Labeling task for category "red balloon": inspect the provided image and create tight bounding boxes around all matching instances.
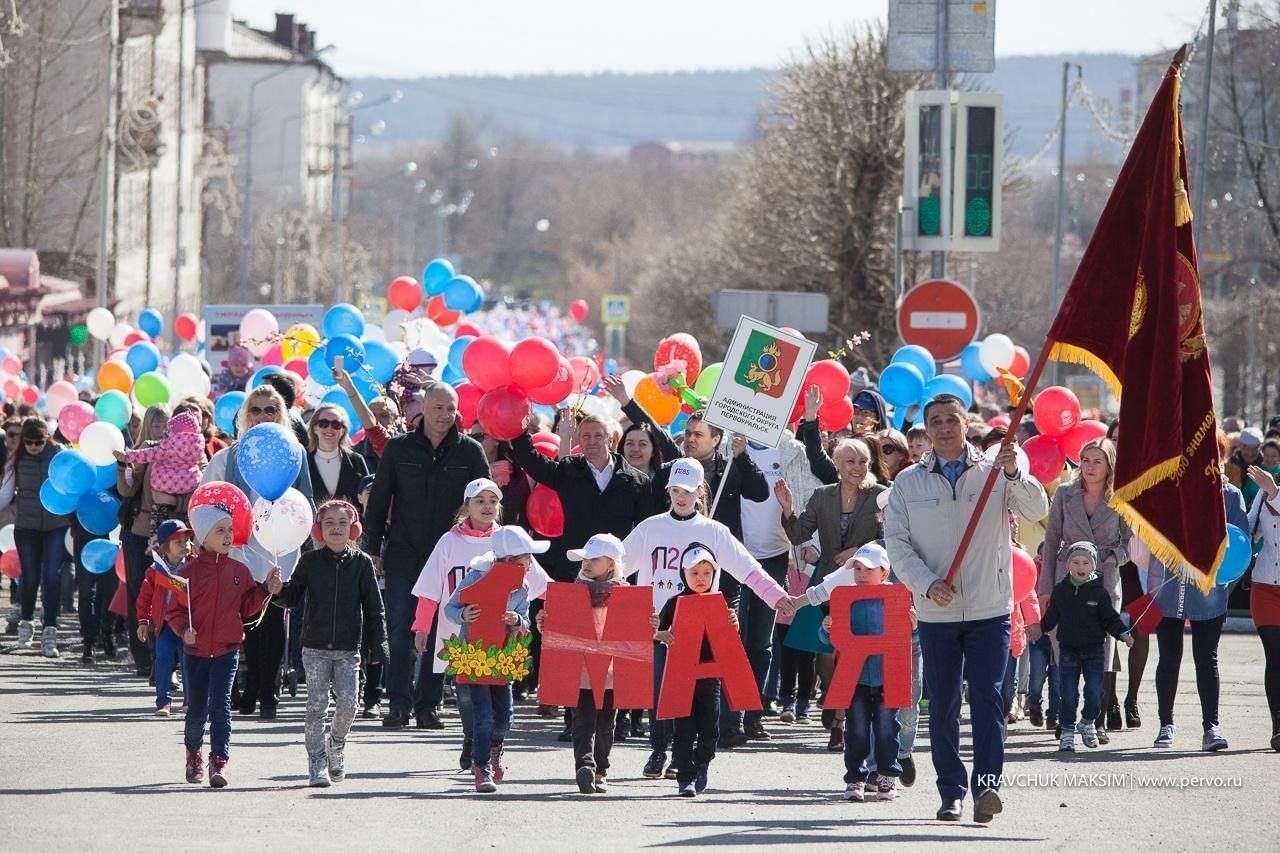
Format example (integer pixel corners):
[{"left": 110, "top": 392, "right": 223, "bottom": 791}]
[
  {"left": 175, "top": 312, "right": 199, "bottom": 342},
  {"left": 818, "top": 396, "right": 855, "bottom": 432},
  {"left": 3, "top": 378, "right": 19, "bottom": 399},
  {"left": 461, "top": 335, "right": 513, "bottom": 391},
  {"left": 0, "top": 549, "right": 18, "bottom": 580},
  {"left": 531, "top": 433, "right": 560, "bottom": 459},
  {"left": 455, "top": 322, "right": 483, "bottom": 339},
  {"left": 654, "top": 333, "right": 702, "bottom": 387},
  {"left": 115, "top": 548, "right": 127, "bottom": 583},
  {"left": 569, "top": 299, "right": 589, "bottom": 323},
  {"left": 476, "top": 384, "right": 532, "bottom": 441},
  {"left": 1008, "top": 346, "right": 1030, "bottom": 379},
  {"left": 123, "top": 330, "right": 150, "bottom": 347},
  {"left": 1058, "top": 419, "right": 1109, "bottom": 465},
  {"left": 526, "top": 483, "right": 565, "bottom": 537},
  {"left": 1011, "top": 546, "right": 1037, "bottom": 603},
  {"left": 427, "top": 295, "right": 461, "bottom": 327},
  {"left": 805, "top": 359, "right": 851, "bottom": 403},
  {"left": 387, "top": 275, "right": 423, "bottom": 312},
  {"left": 283, "top": 357, "right": 308, "bottom": 379},
  {"left": 528, "top": 358, "right": 574, "bottom": 406},
  {"left": 510, "top": 338, "right": 560, "bottom": 389},
  {"left": 21, "top": 385, "right": 38, "bottom": 405},
  {"left": 189, "top": 481, "right": 253, "bottom": 547},
  {"left": 1032, "top": 385, "right": 1081, "bottom": 436},
  {"left": 569, "top": 356, "right": 600, "bottom": 393},
  {"left": 456, "top": 381, "right": 484, "bottom": 429},
  {"left": 1023, "top": 434, "right": 1066, "bottom": 485},
  {"left": 1125, "top": 592, "right": 1164, "bottom": 636},
  {"left": 987, "top": 414, "right": 1011, "bottom": 429}
]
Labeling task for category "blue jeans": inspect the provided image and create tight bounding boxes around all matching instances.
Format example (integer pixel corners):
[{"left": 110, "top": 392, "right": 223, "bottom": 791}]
[
  {"left": 1058, "top": 645, "right": 1105, "bottom": 729},
  {"left": 649, "top": 642, "right": 674, "bottom": 753},
  {"left": 184, "top": 651, "right": 239, "bottom": 759},
  {"left": 845, "top": 684, "right": 902, "bottom": 783},
  {"left": 918, "top": 615, "right": 1011, "bottom": 802},
  {"left": 15, "top": 526, "right": 68, "bottom": 626},
  {"left": 897, "top": 634, "right": 923, "bottom": 759},
  {"left": 1027, "top": 633, "right": 1058, "bottom": 710},
  {"left": 154, "top": 624, "right": 187, "bottom": 709},
  {"left": 461, "top": 683, "right": 512, "bottom": 767},
  {"left": 382, "top": 570, "right": 418, "bottom": 715}
]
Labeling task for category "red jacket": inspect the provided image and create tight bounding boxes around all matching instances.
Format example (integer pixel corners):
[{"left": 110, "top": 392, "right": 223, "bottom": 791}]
[
  {"left": 136, "top": 560, "right": 190, "bottom": 630},
  {"left": 166, "top": 549, "right": 268, "bottom": 659}
]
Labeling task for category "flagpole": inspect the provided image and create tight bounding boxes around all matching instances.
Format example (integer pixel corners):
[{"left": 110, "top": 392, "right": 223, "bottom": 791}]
[
  {"left": 943, "top": 343, "right": 1054, "bottom": 588},
  {"left": 708, "top": 453, "right": 734, "bottom": 519}
]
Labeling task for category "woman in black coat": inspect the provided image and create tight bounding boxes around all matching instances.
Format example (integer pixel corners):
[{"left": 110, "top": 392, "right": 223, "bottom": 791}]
[{"left": 306, "top": 403, "right": 371, "bottom": 509}]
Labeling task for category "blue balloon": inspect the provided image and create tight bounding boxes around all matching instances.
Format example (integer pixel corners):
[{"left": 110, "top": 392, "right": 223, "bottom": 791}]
[
  {"left": 82, "top": 539, "right": 121, "bottom": 575},
  {"left": 1218, "top": 524, "right": 1252, "bottom": 585},
  {"left": 39, "top": 480, "right": 80, "bottom": 515},
  {"left": 308, "top": 347, "right": 335, "bottom": 386},
  {"left": 422, "top": 258, "right": 456, "bottom": 296},
  {"left": 49, "top": 449, "right": 96, "bottom": 497},
  {"left": 960, "top": 342, "right": 993, "bottom": 383},
  {"left": 362, "top": 339, "right": 399, "bottom": 384},
  {"left": 325, "top": 334, "right": 366, "bottom": 371},
  {"left": 440, "top": 364, "right": 464, "bottom": 386},
  {"left": 76, "top": 490, "right": 122, "bottom": 536},
  {"left": 250, "top": 365, "right": 284, "bottom": 389},
  {"left": 214, "top": 391, "right": 246, "bottom": 436},
  {"left": 448, "top": 336, "right": 475, "bottom": 374},
  {"left": 93, "top": 463, "right": 117, "bottom": 492},
  {"left": 125, "top": 341, "right": 162, "bottom": 377},
  {"left": 604, "top": 358, "right": 619, "bottom": 376},
  {"left": 323, "top": 303, "right": 365, "bottom": 339},
  {"left": 237, "top": 422, "right": 303, "bottom": 501},
  {"left": 922, "top": 373, "right": 973, "bottom": 409},
  {"left": 443, "top": 275, "right": 483, "bottom": 313},
  {"left": 138, "top": 308, "right": 164, "bottom": 339},
  {"left": 878, "top": 363, "right": 926, "bottom": 407},
  {"left": 321, "top": 389, "right": 361, "bottom": 432},
  {"left": 670, "top": 410, "right": 690, "bottom": 434},
  {"left": 350, "top": 371, "right": 382, "bottom": 404},
  {"left": 891, "top": 345, "right": 937, "bottom": 383}
]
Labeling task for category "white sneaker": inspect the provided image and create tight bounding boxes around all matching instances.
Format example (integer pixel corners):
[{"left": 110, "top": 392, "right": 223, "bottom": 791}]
[
  {"left": 155, "top": 705, "right": 171, "bottom": 717},
  {"left": 1059, "top": 731, "right": 1076, "bottom": 752},
  {"left": 16, "top": 619, "right": 33, "bottom": 648},
  {"left": 1153, "top": 724, "right": 1175, "bottom": 748},
  {"left": 844, "top": 782, "right": 866, "bottom": 802},
  {"left": 1079, "top": 721, "right": 1099, "bottom": 748},
  {"left": 41, "top": 626, "right": 59, "bottom": 658}
]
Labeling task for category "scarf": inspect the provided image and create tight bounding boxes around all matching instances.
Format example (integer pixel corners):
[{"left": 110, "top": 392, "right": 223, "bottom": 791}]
[{"left": 576, "top": 575, "right": 624, "bottom": 607}]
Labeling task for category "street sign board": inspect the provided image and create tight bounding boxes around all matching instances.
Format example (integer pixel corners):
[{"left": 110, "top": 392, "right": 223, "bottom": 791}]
[
  {"left": 888, "top": 0, "right": 996, "bottom": 73},
  {"left": 896, "top": 278, "right": 980, "bottom": 361},
  {"left": 203, "top": 304, "right": 325, "bottom": 366},
  {"left": 711, "top": 290, "right": 829, "bottom": 333},
  {"left": 602, "top": 294, "right": 631, "bottom": 325}
]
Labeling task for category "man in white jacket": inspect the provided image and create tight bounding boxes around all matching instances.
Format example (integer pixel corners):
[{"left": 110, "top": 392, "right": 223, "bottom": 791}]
[{"left": 885, "top": 395, "right": 1047, "bottom": 825}]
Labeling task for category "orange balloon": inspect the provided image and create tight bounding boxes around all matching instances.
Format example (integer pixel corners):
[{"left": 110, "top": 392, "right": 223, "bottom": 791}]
[
  {"left": 97, "top": 360, "right": 134, "bottom": 393},
  {"left": 634, "top": 376, "right": 680, "bottom": 426}
]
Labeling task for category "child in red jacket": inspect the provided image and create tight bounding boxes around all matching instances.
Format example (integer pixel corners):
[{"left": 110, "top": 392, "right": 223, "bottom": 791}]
[
  {"left": 167, "top": 503, "right": 279, "bottom": 787},
  {"left": 136, "top": 519, "right": 196, "bottom": 716}
]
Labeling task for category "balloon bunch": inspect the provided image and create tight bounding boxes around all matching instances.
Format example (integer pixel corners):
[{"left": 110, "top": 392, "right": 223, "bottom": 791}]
[
  {"left": 39, "top": 448, "right": 122, "bottom": 536},
  {"left": 379, "top": 258, "right": 487, "bottom": 335},
  {"left": 0, "top": 524, "right": 19, "bottom": 581},
  {"left": 0, "top": 346, "right": 41, "bottom": 407},
  {"left": 626, "top": 334, "right": 706, "bottom": 427},
  {"left": 1020, "top": 385, "right": 1108, "bottom": 485},
  {"left": 958, "top": 334, "right": 1029, "bottom": 384},
  {"left": 234, "top": 424, "right": 313, "bottom": 558},
  {"left": 873, "top": 346, "right": 973, "bottom": 431}
]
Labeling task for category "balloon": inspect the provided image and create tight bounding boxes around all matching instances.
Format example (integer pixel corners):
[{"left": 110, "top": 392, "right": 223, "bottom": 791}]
[
  {"left": 260, "top": 343, "right": 283, "bottom": 367},
  {"left": 805, "top": 360, "right": 850, "bottom": 402},
  {"left": 455, "top": 322, "right": 482, "bottom": 339},
  {"left": 49, "top": 449, "right": 96, "bottom": 496},
  {"left": 526, "top": 484, "right": 565, "bottom": 537},
  {"left": 137, "top": 308, "right": 164, "bottom": 339},
  {"left": 82, "top": 539, "right": 121, "bottom": 575},
  {"left": 283, "top": 358, "right": 308, "bottom": 380},
  {"left": 93, "top": 389, "right": 132, "bottom": 429},
  {"left": 476, "top": 385, "right": 532, "bottom": 441},
  {"left": 569, "top": 356, "right": 600, "bottom": 393},
  {"left": 426, "top": 295, "right": 461, "bottom": 327},
  {"left": 2, "top": 354, "right": 21, "bottom": 375},
  {"left": 58, "top": 402, "right": 96, "bottom": 443},
  {"left": 878, "top": 363, "right": 926, "bottom": 407},
  {"left": 443, "top": 275, "right": 484, "bottom": 313},
  {"left": 237, "top": 422, "right": 304, "bottom": 501},
  {"left": 251, "top": 489, "right": 314, "bottom": 556},
  {"left": 109, "top": 323, "right": 134, "bottom": 350},
  {"left": 123, "top": 330, "right": 151, "bottom": 347},
  {"left": 528, "top": 359, "right": 574, "bottom": 406},
  {"left": 987, "top": 414, "right": 1012, "bottom": 429},
  {"left": 175, "top": 312, "right": 199, "bottom": 342},
  {"left": 79, "top": 421, "right": 126, "bottom": 466},
  {"left": 569, "top": 299, "right": 589, "bottom": 323},
  {"left": 692, "top": 362, "right": 724, "bottom": 400},
  {"left": 978, "top": 334, "right": 1016, "bottom": 377},
  {"left": 654, "top": 333, "right": 703, "bottom": 386},
  {"left": 381, "top": 309, "right": 411, "bottom": 342},
  {"left": 238, "top": 308, "right": 279, "bottom": 357},
  {"left": 325, "top": 334, "right": 366, "bottom": 371},
  {"left": 1125, "top": 592, "right": 1164, "bottom": 636},
  {"left": 281, "top": 323, "right": 322, "bottom": 362},
  {"left": 1058, "top": 419, "right": 1109, "bottom": 465},
  {"left": 448, "top": 336, "right": 474, "bottom": 375},
  {"left": 422, "top": 258, "right": 455, "bottom": 296},
  {"left": 461, "top": 336, "right": 513, "bottom": 391},
  {"left": 0, "top": 523, "right": 12, "bottom": 552},
  {"left": 456, "top": 381, "right": 483, "bottom": 429},
  {"left": 891, "top": 345, "right": 937, "bottom": 383},
  {"left": 87, "top": 307, "right": 115, "bottom": 341},
  {"left": 115, "top": 548, "right": 127, "bottom": 582},
  {"left": 387, "top": 275, "right": 423, "bottom": 312},
  {"left": 307, "top": 347, "right": 335, "bottom": 386},
  {"left": 818, "top": 395, "right": 855, "bottom": 432},
  {"left": 960, "top": 342, "right": 993, "bottom": 383},
  {"left": 21, "top": 385, "right": 38, "bottom": 406},
  {"left": 133, "top": 371, "right": 171, "bottom": 407},
  {"left": 214, "top": 391, "right": 246, "bottom": 436},
  {"left": 620, "top": 369, "right": 647, "bottom": 399},
  {"left": 40, "top": 480, "right": 81, "bottom": 515},
  {"left": 1032, "top": 386, "right": 1082, "bottom": 437},
  {"left": 93, "top": 463, "right": 117, "bottom": 492},
  {"left": 1008, "top": 346, "right": 1030, "bottom": 379},
  {"left": 44, "top": 381, "right": 79, "bottom": 419},
  {"left": 1023, "top": 434, "right": 1066, "bottom": 486},
  {"left": 633, "top": 376, "right": 680, "bottom": 426},
  {"left": 249, "top": 365, "right": 284, "bottom": 390},
  {"left": 167, "top": 352, "right": 211, "bottom": 399},
  {"left": 1011, "top": 547, "right": 1037, "bottom": 603},
  {"left": 355, "top": 338, "right": 395, "bottom": 385},
  {"left": 190, "top": 481, "right": 253, "bottom": 547},
  {"left": 0, "top": 549, "right": 18, "bottom": 580},
  {"left": 922, "top": 373, "right": 973, "bottom": 410},
  {"left": 77, "top": 490, "right": 122, "bottom": 536},
  {"left": 510, "top": 338, "right": 560, "bottom": 389},
  {"left": 97, "top": 359, "right": 134, "bottom": 393},
  {"left": 323, "top": 303, "right": 365, "bottom": 339},
  {"left": 531, "top": 433, "right": 560, "bottom": 459},
  {"left": 984, "top": 441, "right": 1031, "bottom": 479},
  {"left": 1218, "top": 525, "right": 1252, "bottom": 585}
]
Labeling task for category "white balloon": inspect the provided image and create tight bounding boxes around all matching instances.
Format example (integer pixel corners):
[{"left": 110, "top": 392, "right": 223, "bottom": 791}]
[
  {"left": 978, "top": 334, "right": 1016, "bottom": 377},
  {"left": 167, "top": 352, "right": 210, "bottom": 399},
  {"left": 251, "top": 489, "right": 313, "bottom": 556},
  {"left": 363, "top": 325, "right": 386, "bottom": 343},
  {"left": 382, "top": 309, "right": 411, "bottom": 342},
  {"left": 86, "top": 307, "right": 115, "bottom": 341},
  {"left": 109, "top": 323, "right": 133, "bottom": 349},
  {"left": 44, "top": 381, "right": 78, "bottom": 418},
  {"left": 196, "top": 319, "right": 207, "bottom": 343},
  {"left": 78, "top": 420, "right": 126, "bottom": 466},
  {"left": 0, "top": 523, "right": 14, "bottom": 552},
  {"left": 620, "top": 369, "right": 646, "bottom": 399},
  {"left": 579, "top": 395, "right": 608, "bottom": 420},
  {"left": 388, "top": 341, "right": 408, "bottom": 361},
  {"left": 108, "top": 526, "right": 121, "bottom": 543},
  {"left": 984, "top": 442, "right": 1031, "bottom": 478}
]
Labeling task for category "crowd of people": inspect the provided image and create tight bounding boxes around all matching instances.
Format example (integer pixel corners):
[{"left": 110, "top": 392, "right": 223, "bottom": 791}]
[{"left": 4, "top": 346, "right": 1279, "bottom": 822}]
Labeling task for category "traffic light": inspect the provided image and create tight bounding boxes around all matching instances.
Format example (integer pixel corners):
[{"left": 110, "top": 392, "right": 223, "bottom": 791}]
[
  {"left": 951, "top": 92, "right": 1003, "bottom": 251},
  {"left": 903, "top": 90, "right": 952, "bottom": 251}
]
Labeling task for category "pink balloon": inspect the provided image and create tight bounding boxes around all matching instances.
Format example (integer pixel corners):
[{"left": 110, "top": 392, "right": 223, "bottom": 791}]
[
  {"left": 58, "top": 401, "right": 97, "bottom": 443},
  {"left": 1058, "top": 419, "right": 1109, "bottom": 465},
  {"left": 238, "top": 308, "right": 279, "bottom": 358},
  {"left": 283, "top": 358, "right": 308, "bottom": 380},
  {"left": 1023, "top": 434, "right": 1066, "bottom": 485},
  {"left": 1032, "top": 386, "right": 1081, "bottom": 437},
  {"left": 569, "top": 356, "right": 600, "bottom": 393},
  {"left": 2, "top": 355, "right": 20, "bottom": 375},
  {"left": 21, "top": 386, "right": 38, "bottom": 405},
  {"left": 1012, "top": 546, "right": 1037, "bottom": 603},
  {"left": 261, "top": 343, "right": 283, "bottom": 367},
  {"left": 44, "top": 380, "right": 78, "bottom": 417}
]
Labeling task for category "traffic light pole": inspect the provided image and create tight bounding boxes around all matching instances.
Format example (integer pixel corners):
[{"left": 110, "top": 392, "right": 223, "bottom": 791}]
[
  {"left": 1049, "top": 61, "right": 1071, "bottom": 387},
  {"left": 931, "top": 0, "right": 950, "bottom": 279}
]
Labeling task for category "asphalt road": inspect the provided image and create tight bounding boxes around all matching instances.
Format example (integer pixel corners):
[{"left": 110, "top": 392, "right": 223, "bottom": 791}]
[{"left": 1, "top": 632, "right": 1276, "bottom": 851}]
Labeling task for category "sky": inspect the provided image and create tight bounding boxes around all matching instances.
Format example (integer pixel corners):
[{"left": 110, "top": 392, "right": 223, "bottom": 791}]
[{"left": 228, "top": 0, "right": 1216, "bottom": 78}]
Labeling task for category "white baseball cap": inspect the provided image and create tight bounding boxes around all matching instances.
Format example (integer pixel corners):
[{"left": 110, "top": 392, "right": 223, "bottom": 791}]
[
  {"left": 407, "top": 347, "right": 438, "bottom": 368},
  {"left": 491, "top": 525, "right": 550, "bottom": 557},
  {"left": 667, "top": 458, "right": 705, "bottom": 493},
  {"left": 567, "top": 533, "right": 626, "bottom": 563},
  {"left": 849, "top": 542, "right": 890, "bottom": 571},
  {"left": 464, "top": 477, "right": 502, "bottom": 500},
  {"left": 680, "top": 543, "right": 717, "bottom": 571},
  {"left": 876, "top": 487, "right": 892, "bottom": 512}
]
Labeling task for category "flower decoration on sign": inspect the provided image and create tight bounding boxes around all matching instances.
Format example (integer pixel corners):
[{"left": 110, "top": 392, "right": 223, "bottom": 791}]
[{"left": 438, "top": 631, "right": 533, "bottom": 683}]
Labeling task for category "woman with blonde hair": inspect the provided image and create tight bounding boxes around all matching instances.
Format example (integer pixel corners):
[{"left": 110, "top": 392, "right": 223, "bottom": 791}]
[{"left": 306, "top": 403, "right": 369, "bottom": 509}]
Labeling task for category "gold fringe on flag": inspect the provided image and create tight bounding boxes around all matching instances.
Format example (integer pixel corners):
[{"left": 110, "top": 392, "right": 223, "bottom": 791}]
[
  {"left": 1170, "top": 62, "right": 1193, "bottom": 227},
  {"left": 1046, "top": 341, "right": 1122, "bottom": 398},
  {"left": 1111, "top": 501, "right": 1224, "bottom": 594}
]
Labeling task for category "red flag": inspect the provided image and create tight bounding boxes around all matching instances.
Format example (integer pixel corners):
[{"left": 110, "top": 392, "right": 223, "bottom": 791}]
[
  {"left": 156, "top": 571, "right": 189, "bottom": 606},
  {"left": 1045, "top": 46, "right": 1224, "bottom": 589}
]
